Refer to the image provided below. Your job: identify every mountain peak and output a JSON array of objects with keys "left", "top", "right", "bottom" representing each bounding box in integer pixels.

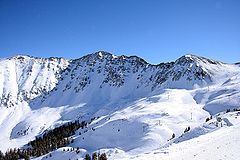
[
  {"left": 7, "top": 54, "right": 32, "bottom": 60},
  {"left": 73, "top": 51, "right": 117, "bottom": 62},
  {"left": 175, "top": 54, "right": 221, "bottom": 66},
  {"left": 95, "top": 51, "right": 114, "bottom": 57}
]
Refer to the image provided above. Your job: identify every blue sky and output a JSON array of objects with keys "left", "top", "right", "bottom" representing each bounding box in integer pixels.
[{"left": 0, "top": 0, "right": 239, "bottom": 64}]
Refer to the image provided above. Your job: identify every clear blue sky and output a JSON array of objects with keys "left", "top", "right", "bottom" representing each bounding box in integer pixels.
[{"left": 0, "top": 0, "right": 239, "bottom": 64}]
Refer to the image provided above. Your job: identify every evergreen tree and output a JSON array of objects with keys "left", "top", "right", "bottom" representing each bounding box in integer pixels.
[
  {"left": 85, "top": 153, "right": 91, "bottom": 160},
  {"left": 0, "top": 150, "right": 4, "bottom": 160},
  {"left": 92, "top": 152, "right": 98, "bottom": 160},
  {"left": 99, "top": 153, "right": 107, "bottom": 160}
]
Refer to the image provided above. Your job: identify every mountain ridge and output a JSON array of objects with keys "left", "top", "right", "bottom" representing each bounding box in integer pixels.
[
  {"left": 4, "top": 51, "right": 226, "bottom": 66},
  {"left": 0, "top": 52, "right": 240, "bottom": 160},
  {"left": 0, "top": 51, "right": 238, "bottom": 109}
]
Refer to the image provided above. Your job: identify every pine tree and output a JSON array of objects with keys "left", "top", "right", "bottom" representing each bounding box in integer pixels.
[
  {"left": 0, "top": 150, "right": 4, "bottom": 160},
  {"left": 85, "top": 153, "right": 91, "bottom": 160},
  {"left": 172, "top": 133, "right": 175, "bottom": 139},
  {"left": 99, "top": 153, "right": 107, "bottom": 160},
  {"left": 92, "top": 152, "right": 98, "bottom": 160}
]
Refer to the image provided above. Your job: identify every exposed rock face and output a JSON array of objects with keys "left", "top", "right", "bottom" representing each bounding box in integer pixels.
[{"left": 0, "top": 52, "right": 227, "bottom": 108}]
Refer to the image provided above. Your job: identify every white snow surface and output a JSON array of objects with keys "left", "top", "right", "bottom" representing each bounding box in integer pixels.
[{"left": 0, "top": 52, "right": 240, "bottom": 159}]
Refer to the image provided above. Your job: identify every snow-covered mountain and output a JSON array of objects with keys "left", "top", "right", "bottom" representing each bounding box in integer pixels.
[{"left": 0, "top": 52, "right": 240, "bottom": 160}]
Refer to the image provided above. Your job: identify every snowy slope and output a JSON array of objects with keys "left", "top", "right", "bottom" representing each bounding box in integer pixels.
[
  {"left": 0, "top": 55, "right": 69, "bottom": 105},
  {"left": 0, "top": 55, "right": 69, "bottom": 152},
  {"left": 31, "top": 111, "right": 240, "bottom": 160},
  {"left": 125, "top": 111, "right": 240, "bottom": 160},
  {"left": 0, "top": 52, "right": 239, "bottom": 159}
]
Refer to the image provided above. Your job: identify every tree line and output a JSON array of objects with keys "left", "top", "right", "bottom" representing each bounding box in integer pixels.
[{"left": 0, "top": 118, "right": 107, "bottom": 160}]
